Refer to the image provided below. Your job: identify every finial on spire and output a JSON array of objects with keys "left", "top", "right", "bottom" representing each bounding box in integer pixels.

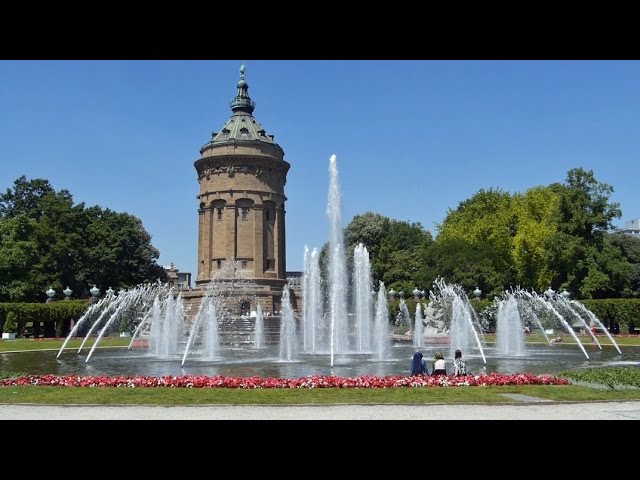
[{"left": 230, "top": 63, "right": 255, "bottom": 114}]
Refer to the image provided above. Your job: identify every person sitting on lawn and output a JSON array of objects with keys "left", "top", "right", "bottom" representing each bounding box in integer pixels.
[{"left": 432, "top": 351, "right": 447, "bottom": 376}]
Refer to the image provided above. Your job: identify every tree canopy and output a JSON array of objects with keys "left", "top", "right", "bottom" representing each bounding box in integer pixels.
[{"left": 0, "top": 176, "right": 166, "bottom": 302}]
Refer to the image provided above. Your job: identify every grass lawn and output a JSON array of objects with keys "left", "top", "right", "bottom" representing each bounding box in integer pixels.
[
  {"left": 483, "top": 333, "right": 640, "bottom": 346},
  {"left": 0, "top": 337, "right": 131, "bottom": 352},
  {"left": 1, "top": 384, "right": 640, "bottom": 405},
  {"left": 2, "top": 337, "right": 639, "bottom": 406}
]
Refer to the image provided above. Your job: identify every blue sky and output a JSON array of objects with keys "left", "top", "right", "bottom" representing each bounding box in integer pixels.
[{"left": 1, "top": 60, "right": 639, "bottom": 277}]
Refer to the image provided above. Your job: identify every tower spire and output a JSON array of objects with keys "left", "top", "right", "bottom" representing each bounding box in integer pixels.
[{"left": 230, "top": 63, "right": 255, "bottom": 114}]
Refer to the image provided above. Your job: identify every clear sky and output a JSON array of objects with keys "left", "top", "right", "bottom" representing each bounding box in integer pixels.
[{"left": 1, "top": 60, "right": 639, "bottom": 278}]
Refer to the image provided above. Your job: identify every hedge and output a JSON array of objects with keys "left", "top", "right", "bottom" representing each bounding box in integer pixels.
[
  {"left": 0, "top": 300, "right": 90, "bottom": 338},
  {"left": 580, "top": 299, "right": 640, "bottom": 334}
]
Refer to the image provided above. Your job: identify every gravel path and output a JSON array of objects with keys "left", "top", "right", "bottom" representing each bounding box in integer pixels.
[{"left": 2, "top": 401, "right": 640, "bottom": 420}]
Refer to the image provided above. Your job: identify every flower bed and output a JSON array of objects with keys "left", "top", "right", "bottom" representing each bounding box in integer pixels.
[{"left": 0, "top": 373, "right": 569, "bottom": 389}]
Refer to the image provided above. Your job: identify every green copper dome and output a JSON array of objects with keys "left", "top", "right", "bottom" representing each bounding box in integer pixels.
[{"left": 203, "top": 63, "right": 282, "bottom": 151}]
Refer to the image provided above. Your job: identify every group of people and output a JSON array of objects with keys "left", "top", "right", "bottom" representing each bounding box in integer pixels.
[{"left": 409, "top": 349, "right": 467, "bottom": 377}]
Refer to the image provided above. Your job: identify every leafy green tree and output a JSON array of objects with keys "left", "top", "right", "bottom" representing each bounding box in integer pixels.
[
  {"left": 547, "top": 168, "right": 623, "bottom": 298},
  {"left": 0, "top": 215, "right": 39, "bottom": 301},
  {"left": 424, "top": 237, "right": 514, "bottom": 298},
  {"left": 606, "top": 233, "right": 640, "bottom": 297},
  {"left": 511, "top": 186, "right": 559, "bottom": 290},
  {"left": 0, "top": 176, "right": 166, "bottom": 302},
  {"left": 79, "top": 206, "right": 166, "bottom": 290}
]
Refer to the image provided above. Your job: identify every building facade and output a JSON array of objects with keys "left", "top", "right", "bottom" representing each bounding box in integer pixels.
[
  {"left": 620, "top": 219, "right": 640, "bottom": 237},
  {"left": 188, "top": 65, "right": 299, "bottom": 314}
]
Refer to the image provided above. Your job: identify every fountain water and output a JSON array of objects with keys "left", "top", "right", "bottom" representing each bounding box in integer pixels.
[
  {"left": 353, "top": 243, "right": 373, "bottom": 352},
  {"left": 413, "top": 303, "right": 423, "bottom": 349},
  {"left": 495, "top": 295, "right": 524, "bottom": 356},
  {"left": 569, "top": 299, "right": 622, "bottom": 354},
  {"left": 327, "top": 154, "right": 348, "bottom": 356},
  {"left": 253, "top": 303, "right": 265, "bottom": 349},
  {"left": 373, "top": 282, "right": 390, "bottom": 361},
  {"left": 300, "top": 155, "right": 389, "bottom": 362},
  {"left": 429, "top": 278, "right": 487, "bottom": 363},
  {"left": 279, "top": 286, "right": 296, "bottom": 361},
  {"left": 302, "top": 246, "right": 322, "bottom": 353}
]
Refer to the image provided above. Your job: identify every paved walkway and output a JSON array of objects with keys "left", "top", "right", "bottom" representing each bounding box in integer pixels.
[{"left": 2, "top": 401, "right": 640, "bottom": 420}]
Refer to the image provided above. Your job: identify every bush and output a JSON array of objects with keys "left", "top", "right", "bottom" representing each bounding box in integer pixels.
[{"left": 3, "top": 311, "right": 18, "bottom": 334}]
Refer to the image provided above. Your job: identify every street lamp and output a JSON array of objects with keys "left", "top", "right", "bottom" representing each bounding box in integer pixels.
[
  {"left": 63, "top": 286, "right": 73, "bottom": 300},
  {"left": 473, "top": 287, "right": 482, "bottom": 298},
  {"left": 46, "top": 287, "right": 56, "bottom": 303}
]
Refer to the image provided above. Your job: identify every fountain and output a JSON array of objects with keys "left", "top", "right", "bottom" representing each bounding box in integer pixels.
[
  {"left": 42, "top": 152, "right": 629, "bottom": 379},
  {"left": 253, "top": 304, "right": 265, "bottom": 349},
  {"left": 492, "top": 288, "right": 622, "bottom": 360},
  {"left": 279, "top": 286, "right": 296, "bottom": 362},
  {"left": 495, "top": 295, "right": 525, "bottom": 356}
]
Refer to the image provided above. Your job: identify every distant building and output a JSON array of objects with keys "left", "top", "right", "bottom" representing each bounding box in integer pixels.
[
  {"left": 620, "top": 219, "right": 640, "bottom": 238},
  {"left": 164, "top": 263, "right": 192, "bottom": 290}
]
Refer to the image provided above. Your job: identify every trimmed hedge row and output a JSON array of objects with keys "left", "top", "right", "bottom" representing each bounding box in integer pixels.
[
  {"left": 0, "top": 301, "right": 90, "bottom": 338},
  {"left": 580, "top": 299, "right": 640, "bottom": 334}
]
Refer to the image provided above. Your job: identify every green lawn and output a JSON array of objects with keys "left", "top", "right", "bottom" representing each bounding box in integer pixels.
[
  {"left": 1, "top": 384, "right": 640, "bottom": 405},
  {"left": 2, "top": 337, "right": 640, "bottom": 406},
  {"left": 0, "top": 337, "right": 131, "bottom": 352},
  {"left": 483, "top": 333, "right": 640, "bottom": 346}
]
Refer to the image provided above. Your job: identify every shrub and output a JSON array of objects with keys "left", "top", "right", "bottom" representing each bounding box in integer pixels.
[{"left": 3, "top": 311, "right": 18, "bottom": 334}]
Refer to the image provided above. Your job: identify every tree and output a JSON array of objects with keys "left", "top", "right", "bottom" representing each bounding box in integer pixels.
[
  {"left": 547, "top": 168, "right": 623, "bottom": 297},
  {"left": 511, "top": 186, "right": 559, "bottom": 290},
  {"left": 79, "top": 206, "right": 166, "bottom": 290},
  {"left": 0, "top": 215, "right": 39, "bottom": 301},
  {"left": 606, "top": 233, "right": 640, "bottom": 297},
  {"left": 0, "top": 176, "right": 166, "bottom": 302}
]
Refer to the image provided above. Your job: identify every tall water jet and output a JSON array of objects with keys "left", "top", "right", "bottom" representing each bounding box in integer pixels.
[
  {"left": 413, "top": 303, "right": 423, "bottom": 349},
  {"left": 182, "top": 297, "right": 208, "bottom": 367},
  {"left": 430, "top": 279, "right": 486, "bottom": 363},
  {"left": 373, "top": 282, "right": 390, "bottom": 361},
  {"left": 150, "top": 290, "right": 185, "bottom": 359},
  {"left": 279, "top": 286, "right": 296, "bottom": 361},
  {"left": 202, "top": 299, "right": 219, "bottom": 360},
  {"left": 327, "top": 154, "right": 348, "bottom": 355},
  {"left": 398, "top": 299, "right": 412, "bottom": 330},
  {"left": 353, "top": 243, "right": 373, "bottom": 352},
  {"left": 303, "top": 246, "right": 323, "bottom": 352},
  {"left": 495, "top": 295, "right": 525, "bottom": 355},
  {"left": 253, "top": 303, "right": 265, "bottom": 349}
]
